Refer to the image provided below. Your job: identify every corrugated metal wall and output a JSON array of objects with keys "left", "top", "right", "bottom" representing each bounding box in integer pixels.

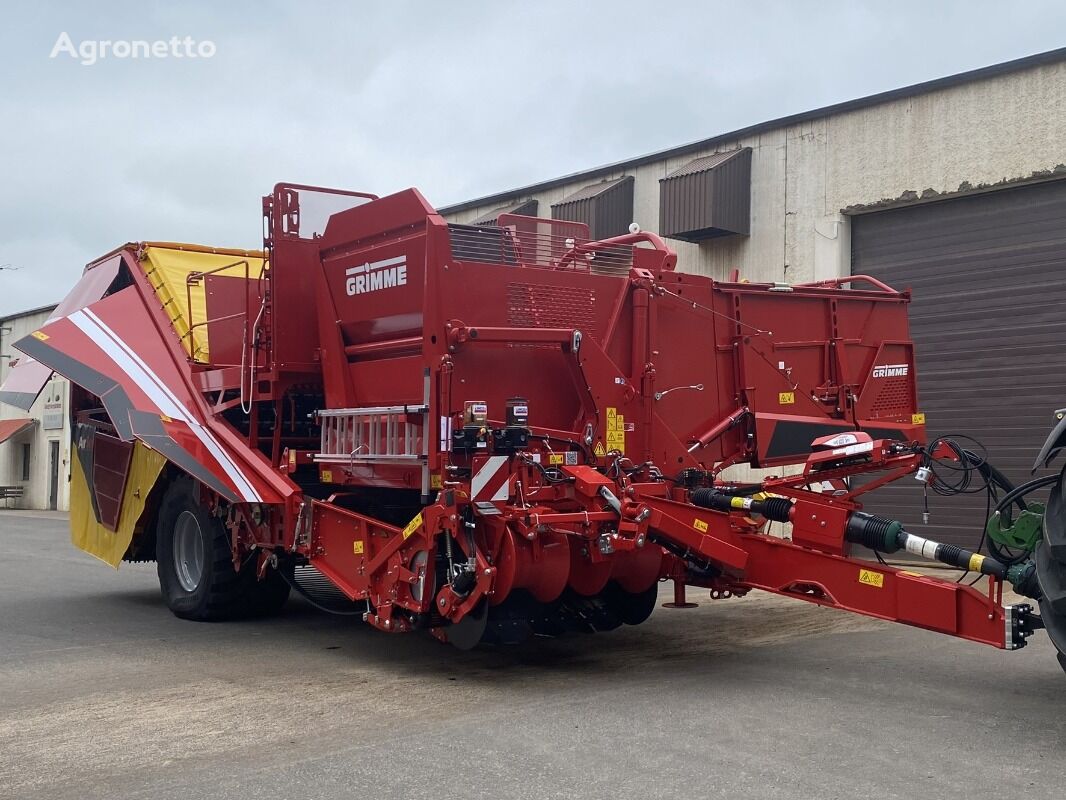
[{"left": 851, "top": 178, "right": 1066, "bottom": 549}]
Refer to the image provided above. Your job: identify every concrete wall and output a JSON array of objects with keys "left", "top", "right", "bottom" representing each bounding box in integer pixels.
[
  {"left": 0, "top": 308, "right": 71, "bottom": 511},
  {"left": 445, "top": 59, "right": 1066, "bottom": 286}
]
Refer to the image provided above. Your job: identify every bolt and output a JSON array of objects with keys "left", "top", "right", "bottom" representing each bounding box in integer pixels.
[
  {"left": 439, "top": 598, "right": 447, "bottom": 607},
  {"left": 384, "top": 619, "right": 391, "bottom": 629},
  {"left": 484, "top": 569, "right": 492, "bottom": 576}
]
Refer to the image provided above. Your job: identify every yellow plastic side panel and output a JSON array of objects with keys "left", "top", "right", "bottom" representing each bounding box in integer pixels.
[
  {"left": 70, "top": 441, "right": 168, "bottom": 568},
  {"left": 139, "top": 245, "right": 264, "bottom": 362}
]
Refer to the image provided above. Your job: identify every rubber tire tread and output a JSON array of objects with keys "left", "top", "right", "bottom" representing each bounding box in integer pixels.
[
  {"left": 156, "top": 477, "right": 253, "bottom": 621},
  {"left": 1032, "top": 468, "right": 1066, "bottom": 671}
]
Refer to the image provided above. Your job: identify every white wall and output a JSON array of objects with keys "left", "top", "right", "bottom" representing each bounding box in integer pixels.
[
  {"left": 445, "top": 59, "right": 1066, "bottom": 286},
  {"left": 0, "top": 308, "right": 71, "bottom": 511}
]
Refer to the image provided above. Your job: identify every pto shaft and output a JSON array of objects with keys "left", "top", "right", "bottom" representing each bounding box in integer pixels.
[{"left": 845, "top": 511, "right": 1006, "bottom": 578}]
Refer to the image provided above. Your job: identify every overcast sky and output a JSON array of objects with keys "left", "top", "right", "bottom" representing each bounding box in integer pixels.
[{"left": 1, "top": 1, "right": 1064, "bottom": 315}]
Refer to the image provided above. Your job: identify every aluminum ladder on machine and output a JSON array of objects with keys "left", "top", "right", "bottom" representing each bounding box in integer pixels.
[{"left": 313, "top": 373, "right": 433, "bottom": 500}]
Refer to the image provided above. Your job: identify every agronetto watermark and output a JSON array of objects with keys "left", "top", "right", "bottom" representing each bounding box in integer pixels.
[{"left": 49, "top": 32, "right": 216, "bottom": 66}]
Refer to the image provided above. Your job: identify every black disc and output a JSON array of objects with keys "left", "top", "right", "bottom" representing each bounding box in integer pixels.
[
  {"left": 447, "top": 599, "right": 488, "bottom": 650},
  {"left": 601, "top": 581, "right": 659, "bottom": 626}
]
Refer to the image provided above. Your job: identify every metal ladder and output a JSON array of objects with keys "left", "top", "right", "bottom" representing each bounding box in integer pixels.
[
  {"left": 313, "top": 370, "right": 433, "bottom": 500},
  {"left": 315, "top": 404, "right": 428, "bottom": 464}
]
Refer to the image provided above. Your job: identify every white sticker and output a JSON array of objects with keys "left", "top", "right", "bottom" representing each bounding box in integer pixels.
[{"left": 832, "top": 441, "right": 874, "bottom": 457}]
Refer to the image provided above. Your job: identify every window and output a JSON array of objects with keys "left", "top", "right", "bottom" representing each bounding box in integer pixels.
[{"left": 20, "top": 443, "right": 30, "bottom": 482}]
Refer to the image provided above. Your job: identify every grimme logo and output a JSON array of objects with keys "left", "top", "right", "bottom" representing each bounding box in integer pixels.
[
  {"left": 872, "top": 363, "right": 909, "bottom": 378},
  {"left": 345, "top": 255, "right": 407, "bottom": 296}
]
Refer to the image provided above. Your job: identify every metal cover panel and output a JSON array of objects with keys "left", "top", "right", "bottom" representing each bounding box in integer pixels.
[
  {"left": 852, "top": 178, "right": 1066, "bottom": 549},
  {"left": 0, "top": 254, "right": 123, "bottom": 410},
  {"left": 91, "top": 431, "right": 134, "bottom": 532},
  {"left": 551, "top": 176, "right": 634, "bottom": 240},
  {"left": 659, "top": 148, "right": 751, "bottom": 242}
]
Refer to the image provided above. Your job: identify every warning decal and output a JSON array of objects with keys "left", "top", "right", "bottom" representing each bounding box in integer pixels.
[
  {"left": 606, "top": 407, "right": 625, "bottom": 454},
  {"left": 858, "top": 568, "right": 884, "bottom": 588},
  {"left": 402, "top": 512, "right": 423, "bottom": 540}
]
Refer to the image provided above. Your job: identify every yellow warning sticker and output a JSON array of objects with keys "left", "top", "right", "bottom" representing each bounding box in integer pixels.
[
  {"left": 605, "top": 407, "right": 625, "bottom": 454},
  {"left": 548, "top": 454, "right": 565, "bottom": 465},
  {"left": 353, "top": 540, "right": 364, "bottom": 555},
  {"left": 431, "top": 474, "right": 442, "bottom": 489},
  {"left": 779, "top": 391, "right": 795, "bottom": 405},
  {"left": 321, "top": 469, "right": 333, "bottom": 483},
  {"left": 693, "top": 518, "right": 709, "bottom": 533},
  {"left": 402, "top": 512, "right": 423, "bottom": 540},
  {"left": 968, "top": 553, "right": 985, "bottom": 572},
  {"left": 858, "top": 568, "right": 884, "bottom": 588},
  {"left": 159, "top": 414, "right": 173, "bottom": 423},
  {"left": 594, "top": 441, "right": 606, "bottom": 457},
  {"left": 31, "top": 330, "right": 49, "bottom": 341},
  {"left": 911, "top": 413, "right": 926, "bottom": 424}
]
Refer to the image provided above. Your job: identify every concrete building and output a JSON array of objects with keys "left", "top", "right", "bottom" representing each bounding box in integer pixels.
[
  {"left": 439, "top": 48, "right": 1066, "bottom": 545},
  {"left": 0, "top": 305, "right": 71, "bottom": 511}
]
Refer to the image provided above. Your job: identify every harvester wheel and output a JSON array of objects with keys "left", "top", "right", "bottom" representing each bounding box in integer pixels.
[
  {"left": 156, "top": 478, "right": 253, "bottom": 621},
  {"left": 1035, "top": 467, "right": 1066, "bottom": 671}
]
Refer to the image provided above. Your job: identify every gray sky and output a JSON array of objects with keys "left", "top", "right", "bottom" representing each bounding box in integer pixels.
[{"left": 1, "top": 1, "right": 1064, "bottom": 315}]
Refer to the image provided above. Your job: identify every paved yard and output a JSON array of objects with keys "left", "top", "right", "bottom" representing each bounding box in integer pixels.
[{"left": 1, "top": 511, "right": 1064, "bottom": 799}]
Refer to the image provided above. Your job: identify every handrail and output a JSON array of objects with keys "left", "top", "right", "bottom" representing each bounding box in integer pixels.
[
  {"left": 183, "top": 259, "right": 252, "bottom": 364},
  {"left": 795, "top": 275, "right": 900, "bottom": 294},
  {"left": 556, "top": 231, "right": 674, "bottom": 272}
]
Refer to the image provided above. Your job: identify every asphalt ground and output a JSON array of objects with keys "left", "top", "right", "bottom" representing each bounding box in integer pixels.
[{"left": 1, "top": 510, "right": 1064, "bottom": 800}]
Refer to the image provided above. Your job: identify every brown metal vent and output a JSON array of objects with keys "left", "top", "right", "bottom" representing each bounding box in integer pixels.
[
  {"left": 551, "top": 176, "right": 634, "bottom": 240},
  {"left": 659, "top": 148, "right": 751, "bottom": 242},
  {"left": 471, "top": 199, "right": 539, "bottom": 227}
]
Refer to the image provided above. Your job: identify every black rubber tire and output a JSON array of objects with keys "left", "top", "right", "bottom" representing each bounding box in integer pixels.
[
  {"left": 156, "top": 477, "right": 253, "bottom": 621},
  {"left": 1035, "top": 467, "right": 1066, "bottom": 669}
]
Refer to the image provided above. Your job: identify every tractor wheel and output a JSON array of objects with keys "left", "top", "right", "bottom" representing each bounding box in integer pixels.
[
  {"left": 1034, "top": 466, "right": 1066, "bottom": 671},
  {"left": 156, "top": 477, "right": 253, "bottom": 621}
]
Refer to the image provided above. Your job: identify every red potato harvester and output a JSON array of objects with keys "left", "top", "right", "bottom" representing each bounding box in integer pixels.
[{"left": 6, "top": 182, "right": 1066, "bottom": 665}]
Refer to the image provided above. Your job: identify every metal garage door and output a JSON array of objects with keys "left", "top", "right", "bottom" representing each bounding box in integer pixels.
[{"left": 851, "top": 178, "right": 1066, "bottom": 550}]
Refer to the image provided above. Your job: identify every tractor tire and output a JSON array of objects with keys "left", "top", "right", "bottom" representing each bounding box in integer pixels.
[
  {"left": 1035, "top": 467, "right": 1066, "bottom": 671},
  {"left": 156, "top": 477, "right": 254, "bottom": 621}
]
